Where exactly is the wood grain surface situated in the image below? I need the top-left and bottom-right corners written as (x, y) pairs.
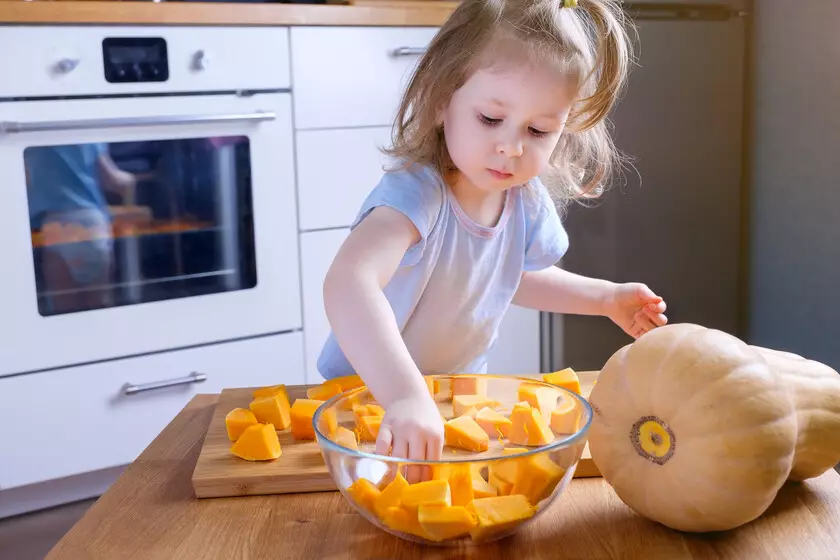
top-left (0, 1), bottom-right (456, 26)
top-left (47, 394), bottom-right (840, 560)
top-left (191, 373), bottom-right (600, 499)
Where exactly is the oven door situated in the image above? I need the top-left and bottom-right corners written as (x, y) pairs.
top-left (0, 93), bottom-right (301, 376)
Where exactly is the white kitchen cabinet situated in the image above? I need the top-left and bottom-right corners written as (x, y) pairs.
top-left (486, 305), bottom-right (542, 375)
top-left (296, 127), bottom-right (392, 231)
top-left (290, 26), bottom-right (438, 129)
top-left (0, 333), bottom-right (304, 490)
top-left (300, 229), bottom-right (350, 383)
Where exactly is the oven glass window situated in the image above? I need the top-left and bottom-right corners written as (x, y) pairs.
top-left (24, 137), bottom-right (257, 316)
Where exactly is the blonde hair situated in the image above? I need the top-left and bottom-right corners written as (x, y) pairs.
top-left (384, 0), bottom-right (634, 205)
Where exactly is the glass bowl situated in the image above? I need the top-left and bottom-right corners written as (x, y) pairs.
top-left (312, 374), bottom-right (592, 546)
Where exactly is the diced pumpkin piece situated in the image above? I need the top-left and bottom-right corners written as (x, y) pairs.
top-left (418, 505), bottom-right (477, 541)
top-left (550, 396), bottom-right (582, 434)
top-left (452, 377), bottom-right (488, 396)
top-left (542, 367), bottom-right (581, 395)
top-left (509, 402), bottom-right (554, 446)
top-left (452, 394), bottom-right (500, 417)
top-left (365, 404), bottom-right (386, 417)
top-left (333, 426), bottom-right (358, 450)
top-left (381, 506), bottom-right (428, 539)
top-left (357, 415), bottom-right (382, 443)
top-left (338, 391), bottom-right (365, 411)
top-left (510, 454), bottom-right (565, 505)
top-left (488, 447), bottom-right (528, 488)
top-left (290, 399), bottom-right (324, 440)
top-left (306, 380), bottom-right (343, 401)
top-left (475, 407), bottom-right (512, 438)
top-left (252, 384), bottom-right (289, 402)
top-left (346, 478), bottom-right (381, 515)
top-left (431, 464), bottom-right (474, 507)
top-left (444, 415), bottom-right (490, 452)
top-left (517, 383), bottom-right (561, 423)
top-left (374, 471), bottom-right (409, 518)
top-left (425, 376), bottom-right (435, 397)
top-left (230, 423), bottom-right (282, 461)
top-left (225, 407), bottom-right (258, 442)
top-left (472, 473), bottom-right (499, 499)
top-left (466, 495), bottom-right (536, 542)
top-left (401, 479), bottom-right (451, 512)
top-left (321, 406), bottom-right (338, 438)
top-left (489, 472), bottom-right (513, 495)
top-left (249, 394), bottom-right (291, 431)
top-left (333, 374), bottom-right (365, 391)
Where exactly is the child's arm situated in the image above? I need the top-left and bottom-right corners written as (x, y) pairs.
top-left (323, 206), bottom-right (443, 461)
top-left (513, 266), bottom-right (668, 339)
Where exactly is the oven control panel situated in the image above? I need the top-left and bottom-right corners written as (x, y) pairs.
top-left (103, 37), bottom-right (169, 83)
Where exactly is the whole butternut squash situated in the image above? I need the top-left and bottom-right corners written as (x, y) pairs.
top-left (588, 323), bottom-right (803, 532)
top-left (751, 345), bottom-right (840, 481)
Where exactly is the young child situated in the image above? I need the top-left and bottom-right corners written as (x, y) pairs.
top-left (318, 0), bottom-right (667, 462)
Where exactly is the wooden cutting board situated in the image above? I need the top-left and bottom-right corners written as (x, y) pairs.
top-left (191, 372), bottom-right (600, 499)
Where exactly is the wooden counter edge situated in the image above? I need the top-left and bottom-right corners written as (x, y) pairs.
top-left (0, 1), bottom-right (456, 26)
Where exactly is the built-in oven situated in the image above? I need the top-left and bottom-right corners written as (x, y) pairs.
top-left (0, 26), bottom-right (301, 376)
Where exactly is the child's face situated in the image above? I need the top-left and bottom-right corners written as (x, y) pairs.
top-left (442, 62), bottom-right (573, 193)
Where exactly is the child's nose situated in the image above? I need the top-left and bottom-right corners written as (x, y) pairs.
top-left (496, 134), bottom-right (523, 158)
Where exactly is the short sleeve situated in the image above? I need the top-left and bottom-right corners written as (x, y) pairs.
top-left (522, 179), bottom-right (569, 271)
top-left (351, 166), bottom-right (445, 267)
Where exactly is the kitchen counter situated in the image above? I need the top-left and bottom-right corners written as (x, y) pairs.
top-left (0, 1), bottom-right (455, 26)
top-left (46, 393), bottom-right (840, 559)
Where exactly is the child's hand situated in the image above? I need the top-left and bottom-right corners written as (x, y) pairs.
top-left (603, 282), bottom-right (668, 339)
top-left (376, 393), bottom-right (444, 463)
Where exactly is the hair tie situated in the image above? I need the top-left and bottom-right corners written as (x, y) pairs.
top-left (563, 0), bottom-right (578, 7)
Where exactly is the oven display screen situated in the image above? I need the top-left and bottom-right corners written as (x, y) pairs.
top-left (103, 37), bottom-right (169, 83)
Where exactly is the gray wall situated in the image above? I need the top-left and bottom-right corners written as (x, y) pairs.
top-left (748, 0), bottom-right (840, 369)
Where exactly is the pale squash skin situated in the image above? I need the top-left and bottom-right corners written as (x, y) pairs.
top-left (752, 346), bottom-right (840, 481)
top-left (588, 323), bottom-right (798, 533)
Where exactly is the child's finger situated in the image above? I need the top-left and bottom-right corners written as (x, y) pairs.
top-left (646, 300), bottom-right (667, 314)
top-left (375, 425), bottom-right (393, 456)
top-left (643, 307), bottom-right (668, 327)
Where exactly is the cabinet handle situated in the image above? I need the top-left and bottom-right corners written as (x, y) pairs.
top-left (0, 111), bottom-right (276, 135)
top-left (123, 372), bottom-right (207, 395)
top-left (391, 47), bottom-right (426, 57)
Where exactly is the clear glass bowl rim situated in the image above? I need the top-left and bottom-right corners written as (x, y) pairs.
top-left (312, 373), bottom-right (593, 465)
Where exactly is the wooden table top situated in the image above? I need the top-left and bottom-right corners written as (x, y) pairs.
top-left (0, 1), bottom-right (456, 27)
top-left (47, 393), bottom-right (840, 559)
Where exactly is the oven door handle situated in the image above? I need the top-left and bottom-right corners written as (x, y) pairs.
top-left (0, 111), bottom-right (276, 134)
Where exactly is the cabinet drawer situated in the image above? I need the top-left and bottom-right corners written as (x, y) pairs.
top-left (290, 27), bottom-right (438, 129)
top-left (297, 127), bottom-right (392, 231)
top-left (300, 229), bottom-right (350, 383)
top-left (0, 333), bottom-right (304, 489)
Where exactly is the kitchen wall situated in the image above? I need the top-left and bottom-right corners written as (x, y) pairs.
top-left (747, 0), bottom-right (840, 370)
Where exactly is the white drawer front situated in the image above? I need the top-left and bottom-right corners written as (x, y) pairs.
top-left (0, 26), bottom-right (290, 98)
top-left (290, 27), bottom-right (438, 129)
top-left (297, 127), bottom-right (392, 231)
top-left (0, 333), bottom-right (304, 489)
top-left (300, 229), bottom-right (350, 384)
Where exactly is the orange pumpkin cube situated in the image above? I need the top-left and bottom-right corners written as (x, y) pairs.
top-left (290, 399), bottom-right (324, 440)
top-left (230, 423), bottom-right (282, 461)
top-left (333, 426), bottom-right (358, 450)
top-left (542, 367), bottom-right (581, 395)
top-left (452, 377), bottom-right (488, 396)
top-left (475, 407), bottom-right (512, 438)
top-left (252, 384), bottom-right (289, 402)
top-left (346, 478), bottom-right (381, 514)
top-left (356, 415), bottom-right (382, 443)
top-left (444, 415), bottom-right (490, 452)
top-left (508, 402), bottom-right (554, 446)
top-left (306, 381), bottom-right (343, 401)
top-left (249, 393), bottom-right (291, 431)
top-left (225, 407), bottom-right (258, 442)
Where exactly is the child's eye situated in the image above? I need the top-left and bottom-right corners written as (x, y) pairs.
top-left (479, 114), bottom-right (501, 126)
top-left (529, 127), bottom-right (549, 138)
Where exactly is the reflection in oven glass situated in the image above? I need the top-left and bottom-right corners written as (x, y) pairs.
top-left (24, 137), bottom-right (257, 316)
